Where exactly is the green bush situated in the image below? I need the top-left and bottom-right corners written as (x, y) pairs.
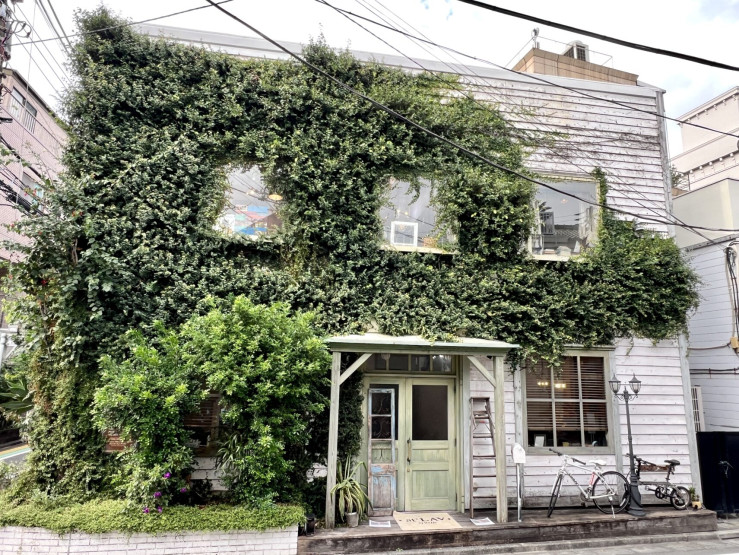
top-left (92, 325), bottom-right (207, 509)
top-left (0, 493), bottom-right (304, 533)
top-left (181, 296), bottom-right (331, 506)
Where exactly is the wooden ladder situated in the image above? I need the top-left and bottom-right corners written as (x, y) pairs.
top-left (469, 397), bottom-right (495, 518)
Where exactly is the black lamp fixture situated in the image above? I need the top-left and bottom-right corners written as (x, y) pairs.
top-left (610, 372), bottom-right (645, 517)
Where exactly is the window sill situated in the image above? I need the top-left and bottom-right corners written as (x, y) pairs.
top-left (526, 446), bottom-right (614, 456)
top-left (381, 243), bottom-right (456, 255)
top-left (531, 253), bottom-right (586, 262)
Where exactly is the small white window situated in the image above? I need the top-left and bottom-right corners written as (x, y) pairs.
top-left (390, 221), bottom-right (418, 246)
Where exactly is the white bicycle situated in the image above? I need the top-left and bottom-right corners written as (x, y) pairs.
top-left (547, 448), bottom-right (630, 517)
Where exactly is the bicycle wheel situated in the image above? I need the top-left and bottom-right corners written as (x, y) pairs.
top-left (592, 471), bottom-right (630, 514)
top-left (547, 474), bottom-right (563, 518)
top-left (670, 486), bottom-right (690, 510)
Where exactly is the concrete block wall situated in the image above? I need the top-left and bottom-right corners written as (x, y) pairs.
top-left (0, 526), bottom-right (298, 555)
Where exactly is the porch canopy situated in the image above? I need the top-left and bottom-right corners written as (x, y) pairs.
top-left (324, 333), bottom-right (518, 528)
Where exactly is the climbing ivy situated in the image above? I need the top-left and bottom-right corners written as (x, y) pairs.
top-left (2, 9), bottom-right (697, 499)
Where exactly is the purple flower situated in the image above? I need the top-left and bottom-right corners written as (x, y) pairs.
top-left (157, 506), bottom-right (163, 513)
top-left (163, 472), bottom-right (171, 479)
top-left (143, 507), bottom-right (150, 514)
top-left (180, 487), bottom-right (188, 493)
top-left (154, 491), bottom-right (162, 498)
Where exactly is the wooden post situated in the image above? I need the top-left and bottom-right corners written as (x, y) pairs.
top-left (494, 356), bottom-right (508, 523)
top-left (325, 351), bottom-right (342, 529)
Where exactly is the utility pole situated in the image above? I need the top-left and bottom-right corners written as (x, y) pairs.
top-left (0, 0), bottom-right (30, 103)
top-left (0, 0), bottom-right (31, 125)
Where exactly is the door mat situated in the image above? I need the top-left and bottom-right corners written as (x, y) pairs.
top-left (393, 512), bottom-right (462, 531)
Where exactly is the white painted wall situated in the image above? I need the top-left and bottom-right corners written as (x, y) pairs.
top-left (684, 239), bottom-right (739, 431)
top-left (465, 340), bottom-right (695, 508)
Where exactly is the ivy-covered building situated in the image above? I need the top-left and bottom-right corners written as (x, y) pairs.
top-left (135, 25), bottom-right (700, 523)
top-left (7, 10), bottom-right (699, 527)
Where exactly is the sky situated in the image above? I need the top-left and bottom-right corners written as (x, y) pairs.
top-left (7, 0), bottom-right (739, 156)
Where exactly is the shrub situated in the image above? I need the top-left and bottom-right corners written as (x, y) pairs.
top-left (92, 325), bottom-right (207, 509)
top-left (181, 296), bottom-right (331, 506)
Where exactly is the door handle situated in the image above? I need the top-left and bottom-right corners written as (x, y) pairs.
top-left (407, 438), bottom-right (411, 466)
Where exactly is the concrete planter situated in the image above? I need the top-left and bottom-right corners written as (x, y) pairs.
top-left (0, 525), bottom-right (298, 555)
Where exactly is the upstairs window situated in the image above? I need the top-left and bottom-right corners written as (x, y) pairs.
top-left (530, 180), bottom-right (599, 258)
top-left (218, 167), bottom-right (282, 237)
top-left (8, 88), bottom-right (37, 133)
top-left (380, 180), bottom-right (454, 250)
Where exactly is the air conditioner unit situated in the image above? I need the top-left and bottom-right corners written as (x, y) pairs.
top-left (390, 221), bottom-right (418, 246)
top-left (563, 41), bottom-right (589, 62)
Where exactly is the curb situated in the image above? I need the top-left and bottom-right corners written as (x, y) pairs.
top-left (364, 530), bottom-right (724, 554)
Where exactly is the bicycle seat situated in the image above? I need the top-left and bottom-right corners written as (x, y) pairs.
top-left (588, 459), bottom-right (606, 466)
top-left (664, 459), bottom-right (680, 466)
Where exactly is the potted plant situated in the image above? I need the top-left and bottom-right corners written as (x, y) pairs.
top-left (330, 456), bottom-right (370, 527)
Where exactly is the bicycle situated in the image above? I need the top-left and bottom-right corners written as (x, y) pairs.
top-left (547, 448), bottom-right (630, 518)
top-left (632, 456), bottom-right (690, 510)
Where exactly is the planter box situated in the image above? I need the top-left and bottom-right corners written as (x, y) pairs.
top-left (0, 525), bottom-right (298, 555)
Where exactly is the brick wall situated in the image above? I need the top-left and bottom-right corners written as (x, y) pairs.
top-left (0, 525), bottom-right (298, 554)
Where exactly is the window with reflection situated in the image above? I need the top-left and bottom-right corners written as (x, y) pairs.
top-left (218, 167), bottom-right (282, 237)
top-left (380, 180), bottom-right (454, 249)
top-left (530, 181), bottom-right (598, 257)
top-left (525, 355), bottom-right (608, 450)
top-left (369, 354), bottom-right (453, 374)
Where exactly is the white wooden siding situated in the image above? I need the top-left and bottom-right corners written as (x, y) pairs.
top-left (686, 241), bottom-right (739, 431)
top-left (466, 339), bottom-right (693, 507)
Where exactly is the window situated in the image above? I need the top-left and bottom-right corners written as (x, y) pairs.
top-left (21, 172), bottom-right (43, 200)
top-left (525, 354), bottom-right (610, 451)
top-left (380, 179), bottom-right (455, 250)
top-left (8, 88), bottom-right (37, 133)
top-left (370, 353), bottom-right (453, 374)
top-left (218, 167), bottom-right (282, 237)
top-left (530, 180), bottom-right (599, 258)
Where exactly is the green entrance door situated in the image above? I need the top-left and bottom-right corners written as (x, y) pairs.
top-left (404, 379), bottom-right (456, 510)
top-left (366, 376), bottom-right (456, 512)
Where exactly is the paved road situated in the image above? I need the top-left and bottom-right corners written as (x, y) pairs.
top-left (522, 537), bottom-right (739, 554)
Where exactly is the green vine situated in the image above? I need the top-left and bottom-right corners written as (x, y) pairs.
top-left (1, 9), bottom-right (697, 498)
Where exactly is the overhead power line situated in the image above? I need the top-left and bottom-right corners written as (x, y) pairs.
top-left (321, 2), bottom-right (739, 141)
top-left (14, 0), bottom-right (235, 48)
top-left (455, 0), bottom-right (739, 72)
top-left (40, 0), bottom-right (73, 52)
top-left (203, 0), bottom-right (739, 235)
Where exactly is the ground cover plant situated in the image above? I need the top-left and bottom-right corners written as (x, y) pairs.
top-left (0, 7), bottom-right (697, 512)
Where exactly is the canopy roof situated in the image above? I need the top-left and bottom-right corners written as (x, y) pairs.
top-left (325, 333), bottom-right (518, 356)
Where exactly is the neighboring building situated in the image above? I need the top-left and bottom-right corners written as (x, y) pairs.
top-left (672, 87), bottom-right (739, 193)
top-left (0, 69), bottom-right (66, 326)
top-left (672, 87), bottom-right (739, 433)
top-left (141, 25), bottom-right (700, 517)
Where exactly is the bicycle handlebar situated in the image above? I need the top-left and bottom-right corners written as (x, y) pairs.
top-left (548, 448), bottom-right (585, 466)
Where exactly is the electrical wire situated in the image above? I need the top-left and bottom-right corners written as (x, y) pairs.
top-left (322, 2), bottom-right (739, 142)
top-left (454, 0), bottom-right (739, 72)
top-left (15, 3), bottom-right (69, 89)
top-left (203, 0), bottom-right (739, 236)
top-left (13, 0), bottom-right (235, 47)
top-left (40, 0), bottom-right (73, 53)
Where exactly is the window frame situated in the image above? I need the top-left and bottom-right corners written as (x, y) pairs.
top-left (522, 349), bottom-right (614, 455)
top-left (9, 88), bottom-right (37, 133)
top-left (528, 177), bottom-right (600, 261)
